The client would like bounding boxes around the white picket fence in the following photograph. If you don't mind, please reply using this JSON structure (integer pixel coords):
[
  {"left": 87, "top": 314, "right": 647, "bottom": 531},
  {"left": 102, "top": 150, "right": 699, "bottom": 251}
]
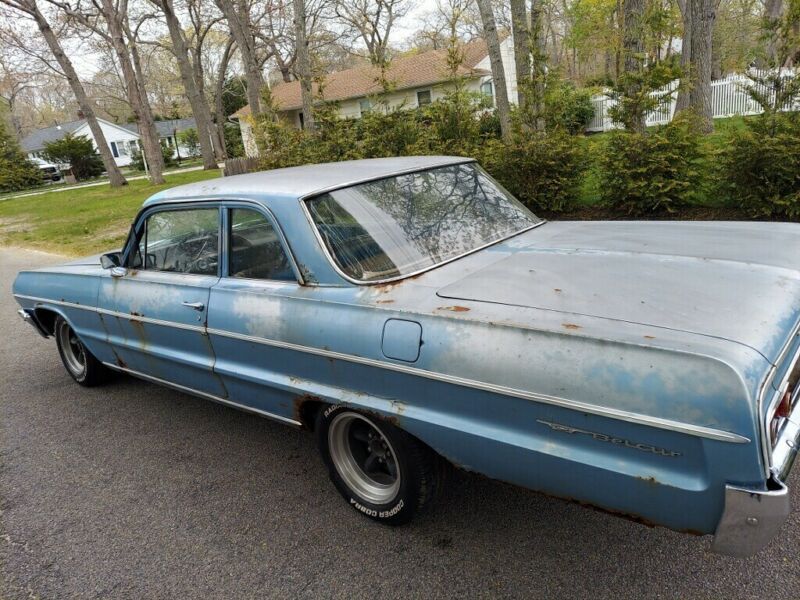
[{"left": 587, "top": 69, "right": 799, "bottom": 132}]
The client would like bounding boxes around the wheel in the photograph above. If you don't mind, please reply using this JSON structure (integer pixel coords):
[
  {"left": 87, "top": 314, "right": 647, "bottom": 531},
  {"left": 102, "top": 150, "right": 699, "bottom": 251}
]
[
  {"left": 316, "top": 405, "right": 447, "bottom": 525},
  {"left": 54, "top": 316, "right": 108, "bottom": 387}
]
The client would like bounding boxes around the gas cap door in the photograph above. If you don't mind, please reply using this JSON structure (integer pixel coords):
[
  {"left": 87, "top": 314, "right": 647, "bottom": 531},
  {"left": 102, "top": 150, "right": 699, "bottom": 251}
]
[{"left": 381, "top": 319, "right": 422, "bottom": 362}]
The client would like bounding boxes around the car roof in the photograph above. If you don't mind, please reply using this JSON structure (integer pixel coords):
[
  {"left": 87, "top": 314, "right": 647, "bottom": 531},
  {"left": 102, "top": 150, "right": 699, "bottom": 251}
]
[{"left": 143, "top": 156, "right": 474, "bottom": 207}]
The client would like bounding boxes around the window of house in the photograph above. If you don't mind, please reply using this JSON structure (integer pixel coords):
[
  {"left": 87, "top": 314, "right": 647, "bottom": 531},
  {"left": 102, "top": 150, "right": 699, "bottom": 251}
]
[
  {"left": 359, "top": 98, "right": 372, "bottom": 115},
  {"left": 117, "top": 141, "right": 129, "bottom": 156},
  {"left": 138, "top": 208, "right": 219, "bottom": 275},
  {"left": 416, "top": 90, "right": 432, "bottom": 106},
  {"left": 480, "top": 81, "right": 494, "bottom": 103},
  {"left": 110, "top": 141, "right": 119, "bottom": 158},
  {"left": 228, "top": 209, "right": 294, "bottom": 280}
]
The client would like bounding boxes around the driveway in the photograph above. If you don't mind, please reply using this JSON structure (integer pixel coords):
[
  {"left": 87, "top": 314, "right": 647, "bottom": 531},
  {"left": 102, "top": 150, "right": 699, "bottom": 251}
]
[{"left": 1, "top": 247, "right": 798, "bottom": 599}]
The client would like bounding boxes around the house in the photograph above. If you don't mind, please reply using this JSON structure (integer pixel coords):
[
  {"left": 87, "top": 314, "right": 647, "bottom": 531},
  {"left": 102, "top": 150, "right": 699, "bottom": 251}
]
[
  {"left": 233, "top": 38, "right": 518, "bottom": 157},
  {"left": 20, "top": 118, "right": 141, "bottom": 167},
  {"left": 121, "top": 117, "right": 199, "bottom": 160},
  {"left": 20, "top": 116, "right": 200, "bottom": 168}
]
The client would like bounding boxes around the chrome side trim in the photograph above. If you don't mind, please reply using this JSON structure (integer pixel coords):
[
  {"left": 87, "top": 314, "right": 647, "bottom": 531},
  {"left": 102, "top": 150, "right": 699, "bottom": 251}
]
[
  {"left": 16, "top": 293, "right": 751, "bottom": 444},
  {"left": 102, "top": 361, "right": 303, "bottom": 427},
  {"left": 205, "top": 326, "right": 750, "bottom": 444},
  {"left": 712, "top": 476, "right": 790, "bottom": 557}
]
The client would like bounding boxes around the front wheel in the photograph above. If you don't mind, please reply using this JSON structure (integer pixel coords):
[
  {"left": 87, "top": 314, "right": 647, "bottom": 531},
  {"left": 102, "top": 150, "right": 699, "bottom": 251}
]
[
  {"left": 316, "top": 405, "right": 447, "bottom": 525},
  {"left": 54, "top": 316, "right": 109, "bottom": 387}
]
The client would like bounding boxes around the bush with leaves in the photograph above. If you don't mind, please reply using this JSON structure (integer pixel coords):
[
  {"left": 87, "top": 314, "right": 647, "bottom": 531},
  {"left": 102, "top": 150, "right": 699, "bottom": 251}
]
[
  {"left": 178, "top": 128, "right": 201, "bottom": 157},
  {"left": 0, "top": 119, "right": 41, "bottom": 192},
  {"left": 480, "top": 130, "right": 587, "bottom": 213},
  {"left": 42, "top": 133, "right": 104, "bottom": 180},
  {"left": 597, "top": 113, "right": 703, "bottom": 215},
  {"left": 130, "top": 144, "right": 176, "bottom": 172},
  {"left": 543, "top": 78, "right": 596, "bottom": 135},
  {"left": 717, "top": 114, "right": 800, "bottom": 218}
]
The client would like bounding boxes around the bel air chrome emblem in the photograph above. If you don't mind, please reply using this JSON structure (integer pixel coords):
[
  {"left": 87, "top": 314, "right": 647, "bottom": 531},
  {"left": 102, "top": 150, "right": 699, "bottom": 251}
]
[{"left": 537, "top": 420, "right": 682, "bottom": 458}]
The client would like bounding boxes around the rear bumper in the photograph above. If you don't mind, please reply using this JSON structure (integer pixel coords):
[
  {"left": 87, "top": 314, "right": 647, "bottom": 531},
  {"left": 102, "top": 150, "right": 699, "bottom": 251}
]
[
  {"left": 712, "top": 414, "right": 799, "bottom": 557},
  {"left": 17, "top": 308, "right": 49, "bottom": 338}
]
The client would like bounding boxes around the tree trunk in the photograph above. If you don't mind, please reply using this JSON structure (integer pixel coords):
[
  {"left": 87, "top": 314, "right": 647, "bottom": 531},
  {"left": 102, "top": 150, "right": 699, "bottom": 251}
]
[
  {"left": 688, "top": 0, "right": 715, "bottom": 132},
  {"left": 156, "top": 0, "right": 219, "bottom": 170},
  {"left": 510, "top": 0, "right": 531, "bottom": 116},
  {"left": 475, "top": 0, "right": 512, "bottom": 141},
  {"left": 293, "top": 0, "right": 315, "bottom": 131},
  {"left": 28, "top": 3, "right": 127, "bottom": 187},
  {"left": 765, "top": 0, "right": 784, "bottom": 64},
  {"left": 675, "top": 0, "right": 692, "bottom": 112},
  {"left": 125, "top": 23, "right": 166, "bottom": 183},
  {"left": 530, "top": 0, "right": 547, "bottom": 130},
  {"left": 215, "top": 0, "right": 264, "bottom": 117},
  {"left": 623, "top": 0, "right": 647, "bottom": 132},
  {"left": 213, "top": 39, "right": 236, "bottom": 159}
]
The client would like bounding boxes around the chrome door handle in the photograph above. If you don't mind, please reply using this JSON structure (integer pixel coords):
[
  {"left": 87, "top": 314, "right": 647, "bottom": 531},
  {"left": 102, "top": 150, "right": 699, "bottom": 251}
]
[{"left": 181, "top": 301, "right": 205, "bottom": 311}]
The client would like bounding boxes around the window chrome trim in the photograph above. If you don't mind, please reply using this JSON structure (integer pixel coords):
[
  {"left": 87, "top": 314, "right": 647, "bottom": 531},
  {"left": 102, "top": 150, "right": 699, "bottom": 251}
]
[
  {"left": 299, "top": 163, "right": 546, "bottom": 286},
  {"left": 102, "top": 361, "right": 302, "bottom": 427},
  {"left": 122, "top": 197, "right": 305, "bottom": 285},
  {"left": 15, "top": 292, "right": 750, "bottom": 444}
]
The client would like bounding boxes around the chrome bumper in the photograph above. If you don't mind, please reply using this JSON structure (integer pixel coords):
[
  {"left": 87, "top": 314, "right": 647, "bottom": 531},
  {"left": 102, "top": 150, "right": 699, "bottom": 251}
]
[
  {"left": 712, "top": 413, "right": 799, "bottom": 557},
  {"left": 17, "top": 308, "right": 49, "bottom": 338}
]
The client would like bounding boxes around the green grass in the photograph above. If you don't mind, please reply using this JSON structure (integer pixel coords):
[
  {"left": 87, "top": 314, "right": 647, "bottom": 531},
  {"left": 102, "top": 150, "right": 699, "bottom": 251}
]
[{"left": 0, "top": 168, "right": 221, "bottom": 256}]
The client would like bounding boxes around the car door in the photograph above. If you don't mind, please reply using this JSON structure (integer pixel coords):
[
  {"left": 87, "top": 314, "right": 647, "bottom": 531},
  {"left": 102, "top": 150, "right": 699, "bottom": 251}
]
[
  {"left": 206, "top": 204, "right": 304, "bottom": 420},
  {"left": 98, "top": 204, "right": 227, "bottom": 397}
]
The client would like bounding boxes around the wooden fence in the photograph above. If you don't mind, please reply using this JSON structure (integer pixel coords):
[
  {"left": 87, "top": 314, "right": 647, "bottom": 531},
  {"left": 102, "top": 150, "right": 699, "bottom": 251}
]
[
  {"left": 223, "top": 156, "right": 260, "bottom": 177},
  {"left": 587, "top": 69, "right": 799, "bottom": 132}
]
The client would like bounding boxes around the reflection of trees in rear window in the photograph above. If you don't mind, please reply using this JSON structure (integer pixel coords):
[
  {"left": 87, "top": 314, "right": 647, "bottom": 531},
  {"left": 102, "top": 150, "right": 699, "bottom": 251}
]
[{"left": 307, "top": 163, "right": 540, "bottom": 282}]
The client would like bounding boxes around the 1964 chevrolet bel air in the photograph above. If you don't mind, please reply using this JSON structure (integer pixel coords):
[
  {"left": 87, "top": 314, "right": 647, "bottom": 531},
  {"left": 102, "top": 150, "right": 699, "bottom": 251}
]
[{"left": 12, "top": 156, "right": 800, "bottom": 556}]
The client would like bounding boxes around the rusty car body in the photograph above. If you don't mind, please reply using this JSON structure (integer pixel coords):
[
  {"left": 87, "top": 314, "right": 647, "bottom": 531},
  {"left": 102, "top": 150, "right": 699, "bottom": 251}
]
[{"left": 13, "top": 156, "right": 800, "bottom": 556}]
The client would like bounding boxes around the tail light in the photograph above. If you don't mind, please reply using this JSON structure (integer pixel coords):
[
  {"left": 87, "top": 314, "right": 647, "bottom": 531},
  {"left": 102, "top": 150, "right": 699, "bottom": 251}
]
[{"left": 770, "top": 385, "right": 795, "bottom": 447}]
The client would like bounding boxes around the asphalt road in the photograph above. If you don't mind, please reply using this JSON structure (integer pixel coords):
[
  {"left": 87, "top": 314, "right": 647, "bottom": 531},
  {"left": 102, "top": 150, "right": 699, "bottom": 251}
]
[{"left": 1, "top": 247, "right": 798, "bottom": 599}]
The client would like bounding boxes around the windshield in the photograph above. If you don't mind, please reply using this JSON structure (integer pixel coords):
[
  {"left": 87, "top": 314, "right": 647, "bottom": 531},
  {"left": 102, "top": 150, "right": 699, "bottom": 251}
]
[{"left": 306, "top": 162, "right": 541, "bottom": 283}]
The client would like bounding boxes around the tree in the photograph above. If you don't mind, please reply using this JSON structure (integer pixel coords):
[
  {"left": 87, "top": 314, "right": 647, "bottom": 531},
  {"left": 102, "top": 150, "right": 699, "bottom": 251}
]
[
  {"left": 150, "top": 0, "right": 221, "bottom": 169},
  {"left": 178, "top": 127, "right": 201, "bottom": 156},
  {"left": 293, "top": 0, "right": 315, "bottom": 130},
  {"left": 510, "top": 0, "right": 531, "bottom": 115},
  {"left": 0, "top": 0, "right": 127, "bottom": 187},
  {"left": 0, "top": 114, "right": 40, "bottom": 191},
  {"left": 622, "top": 0, "right": 647, "bottom": 132},
  {"left": 214, "top": 0, "right": 265, "bottom": 116},
  {"left": 475, "top": 0, "right": 512, "bottom": 141},
  {"left": 675, "top": 0, "right": 717, "bottom": 131},
  {"left": 43, "top": 132, "right": 104, "bottom": 180},
  {"left": 334, "top": 0, "right": 408, "bottom": 67}
]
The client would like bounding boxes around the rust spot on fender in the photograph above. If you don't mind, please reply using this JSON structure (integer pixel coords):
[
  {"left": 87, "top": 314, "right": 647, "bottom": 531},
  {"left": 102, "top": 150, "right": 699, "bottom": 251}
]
[
  {"left": 643, "top": 335, "right": 656, "bottom": 340},
  {"left": 439, "top": 305, "right": 470, "bottom": 312},
  {"left": 376, "top": 299, "right": 395, "bottom": 304},
  {"left": 562, "top": 323, "right": 582, "bottom": 330},
  {"left": 130, "top": 311, "right": 143, "bottom": 318},
  {"left": 553, "top": 288, "right": 562, "bottom": 293}
]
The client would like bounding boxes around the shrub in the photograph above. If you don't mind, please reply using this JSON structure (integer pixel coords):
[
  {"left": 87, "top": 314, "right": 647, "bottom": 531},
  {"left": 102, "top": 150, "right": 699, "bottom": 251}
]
[
  {"left": 43, "top": 132, "right": 103, "bottom": 180},
  {"left": 177, "top": 127, "right": 200, "bottom": 157},
  {"left": 223, "top": 123, "right": 245, "bottom": 158},
  {"left": 130, "top": 144, "right": 176, "bottom": 172},
  {"left": 717, "top": 114, "right": 800, "bottom": 217},
  {"left": 0, "top": 120, "right": 41, "bottom": 192},
  {"left": 480, "top": 130, "right": 587, "bottom": 213},
  {"left": 597, "top": 114, "right": 703, "bottom": 215},
  {"left": 543, "top": 80, "right": 596, "bottom": 135}
]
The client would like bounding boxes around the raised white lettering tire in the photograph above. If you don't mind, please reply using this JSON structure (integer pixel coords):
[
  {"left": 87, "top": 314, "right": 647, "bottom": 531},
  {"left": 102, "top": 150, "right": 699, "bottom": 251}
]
[{"left": 316, "top": 405, "right": 447, "bottom": 525}]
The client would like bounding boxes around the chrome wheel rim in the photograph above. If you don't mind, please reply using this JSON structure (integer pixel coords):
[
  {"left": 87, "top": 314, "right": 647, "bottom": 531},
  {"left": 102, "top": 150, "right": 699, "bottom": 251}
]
[
  {"left": 57, "top": 320, "right": 86, "bottom": 377},
  {"left": 328, "top": 412, "right": 401, "bottom": 504}
]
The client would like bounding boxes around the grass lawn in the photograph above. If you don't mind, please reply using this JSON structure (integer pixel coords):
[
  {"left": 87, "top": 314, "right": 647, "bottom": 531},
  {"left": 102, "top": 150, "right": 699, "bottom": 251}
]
[{"left": 0, "top": 168, "right": 221, "bottom": 257}]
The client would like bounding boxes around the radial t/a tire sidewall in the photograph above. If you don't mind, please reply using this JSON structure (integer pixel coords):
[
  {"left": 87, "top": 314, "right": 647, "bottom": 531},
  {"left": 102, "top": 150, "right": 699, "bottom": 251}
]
[{"left": 316, "top": 405, "right": 422, "bottom": 526}]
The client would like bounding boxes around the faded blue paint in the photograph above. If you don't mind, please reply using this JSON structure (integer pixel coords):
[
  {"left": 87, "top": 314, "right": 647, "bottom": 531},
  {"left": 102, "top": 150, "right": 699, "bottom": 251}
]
[{"left": 12, "top": 157, "right": 800, "bottom": 538}]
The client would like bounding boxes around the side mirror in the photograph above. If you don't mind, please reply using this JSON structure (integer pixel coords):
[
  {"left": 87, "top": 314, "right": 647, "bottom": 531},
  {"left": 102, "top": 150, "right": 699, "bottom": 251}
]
[{"left": 100, "top": 252, "right": 122, "bottom": 269}]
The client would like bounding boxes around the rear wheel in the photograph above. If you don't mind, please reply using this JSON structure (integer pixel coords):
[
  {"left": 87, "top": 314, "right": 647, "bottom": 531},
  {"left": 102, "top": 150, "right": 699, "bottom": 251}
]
[
  {"left": 316, "top": 405, "right": 447, "bottom": 525},
  {"left": 54, "top": 316, "right": 108, "bottom": 387}
]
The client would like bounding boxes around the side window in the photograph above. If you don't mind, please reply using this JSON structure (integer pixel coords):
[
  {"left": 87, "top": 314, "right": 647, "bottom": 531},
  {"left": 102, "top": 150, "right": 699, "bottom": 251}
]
[
  {"left": 229, "top": 208, "right": 295, "bottom": 281},
  {"left": 140, "top": 208, "right": 219, "bottom": 275}
]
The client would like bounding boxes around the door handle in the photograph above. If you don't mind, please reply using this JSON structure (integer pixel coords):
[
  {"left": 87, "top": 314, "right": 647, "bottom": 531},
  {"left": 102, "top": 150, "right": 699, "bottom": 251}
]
[{"left": 181, "top": 301, "right": 205, "bottom": 311}]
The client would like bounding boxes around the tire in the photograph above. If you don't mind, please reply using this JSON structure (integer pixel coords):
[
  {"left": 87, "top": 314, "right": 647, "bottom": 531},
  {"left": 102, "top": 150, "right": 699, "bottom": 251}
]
[
  {"left": 54, "top": 316, "right": 108, "bottom": 387},
  {"left": 316, "top": 404, "right": 447, "bottom": 525}
]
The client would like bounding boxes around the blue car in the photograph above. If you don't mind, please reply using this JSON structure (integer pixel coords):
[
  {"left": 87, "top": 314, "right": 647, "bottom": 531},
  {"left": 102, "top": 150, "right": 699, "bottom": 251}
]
[{"left": 13, "top": 156, "right": 800, "bottom": 556}]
